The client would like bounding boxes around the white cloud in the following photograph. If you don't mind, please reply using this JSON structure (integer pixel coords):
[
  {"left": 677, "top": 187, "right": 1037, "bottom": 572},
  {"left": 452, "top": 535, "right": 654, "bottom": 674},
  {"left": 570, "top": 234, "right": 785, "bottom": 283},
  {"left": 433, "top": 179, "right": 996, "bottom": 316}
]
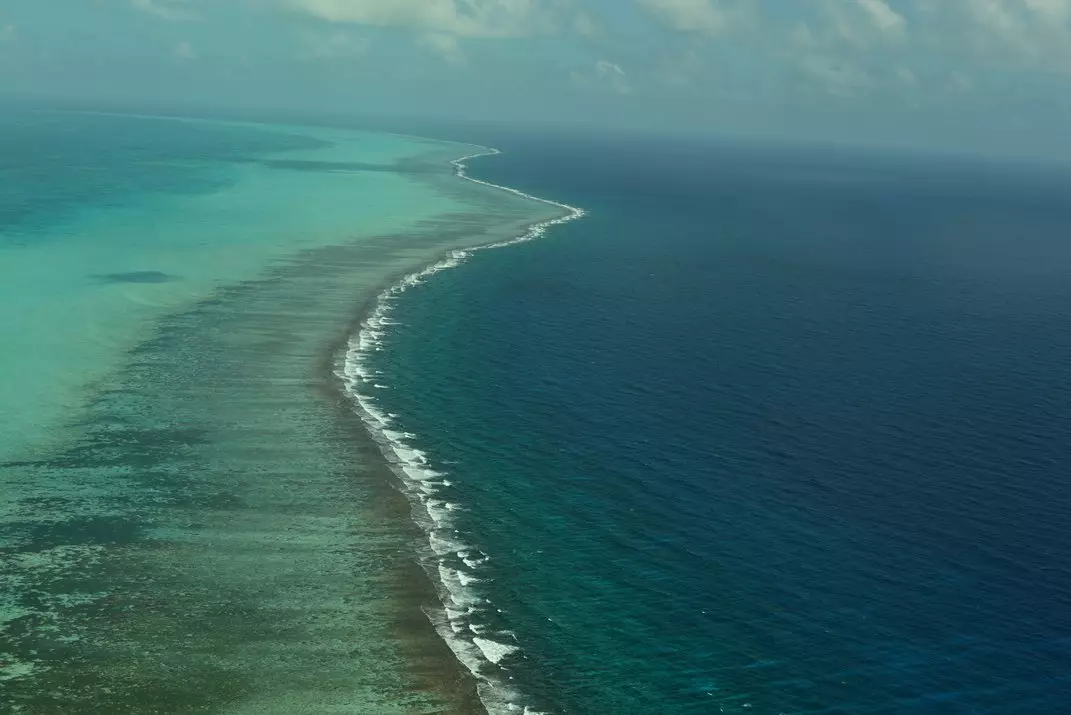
[
  {"left": 655, "top": 48, "right": 705, "bottom": 86},
  {"left": 287, "top": 0, "right": 551, "bottom": 38},
  {"left": 798, "top": 54, "right": 874, "bottom": 95},
  {"left": 790, "top": 21, "right": 819, "bottom": 47},
  {"left": 131, "top": 0, "right": 198, "bottom": 21},
  {"left": 174, "top": 40, "right": 197, "bottom": 59},
  {"left": 299, "top": 30, "right": 369, "bottom": 59},
  {"left": 774, "top": 0, "right": 1071, "bottom": 99},
  {"left": 571, "top": 59, "right": 632, "bottom": 94},
  {"left": 855, "top": 0, "right": 907, "bottom": 34},
  {"left": 635, "top": 0, "right": 727, "bottom": 35},
  {"left": 1022, "top": 0, "right": 1071, "bottom": 23},
  {"left": 896, "top": 66, "right": 919, "bottom": 85},
  {"left": 945, "top": 0, "right": 1071, "bottom": 71},
  {"left": 949, "top": 69, "right": 974, "bottom": 91},
  {"left": 783, "top": 1, "right": 906, "bottom": 95},
  {"left": 597, "top": 59, "right": 632, "bottom": 93},
  {"left": 962, "top": 0, "right": 1027, "bottom": 49},
  {"left": 817, "top": 0, "right": 907, "bottom": 46},
  {"left": 572, "top": 11, "right": 600, "bottom": 37},
  {"left": 419, "top": 32, "right": 466, "bottom": 64}
]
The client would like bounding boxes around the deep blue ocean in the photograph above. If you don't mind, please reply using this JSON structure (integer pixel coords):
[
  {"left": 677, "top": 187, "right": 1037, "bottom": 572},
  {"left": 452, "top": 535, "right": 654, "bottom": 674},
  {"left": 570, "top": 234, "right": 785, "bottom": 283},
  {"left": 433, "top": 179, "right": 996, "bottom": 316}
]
[{"left": 363, "top": 133, "right": 1071, "bottom": 714}]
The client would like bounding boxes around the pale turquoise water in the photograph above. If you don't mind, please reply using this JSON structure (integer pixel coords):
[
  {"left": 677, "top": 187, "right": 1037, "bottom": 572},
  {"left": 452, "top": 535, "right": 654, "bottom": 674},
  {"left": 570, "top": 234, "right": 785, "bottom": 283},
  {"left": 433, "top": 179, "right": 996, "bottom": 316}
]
[
  {"left": 0, "top": 113, "right": 463, "bottom": 462},
  {"left": 0, "top": 110, "right": 559, "bottom": 713}
]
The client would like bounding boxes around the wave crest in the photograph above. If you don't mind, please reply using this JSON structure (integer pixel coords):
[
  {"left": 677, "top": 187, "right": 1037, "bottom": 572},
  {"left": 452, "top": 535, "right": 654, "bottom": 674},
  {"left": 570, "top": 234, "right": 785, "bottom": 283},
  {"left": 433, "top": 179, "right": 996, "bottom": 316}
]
[{"left": 338, "top": 146, "right": 583, "bottom": 714}]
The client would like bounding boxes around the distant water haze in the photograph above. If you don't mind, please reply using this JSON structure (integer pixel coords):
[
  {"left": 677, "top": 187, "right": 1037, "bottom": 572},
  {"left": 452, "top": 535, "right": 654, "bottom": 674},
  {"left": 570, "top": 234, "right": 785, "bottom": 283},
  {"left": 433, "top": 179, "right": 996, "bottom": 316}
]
[{"left": 5, "top": 0, "right": 1071, "bottom": 163}]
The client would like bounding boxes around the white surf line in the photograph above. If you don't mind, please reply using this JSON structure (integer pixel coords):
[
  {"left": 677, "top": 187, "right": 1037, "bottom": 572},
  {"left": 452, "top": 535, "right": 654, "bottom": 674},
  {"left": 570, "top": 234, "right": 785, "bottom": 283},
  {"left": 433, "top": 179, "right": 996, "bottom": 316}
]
[
  {"left": 451, "top": 148, "right": 587, "bottom": 246},
  {"left": 340, "top": 147, "right": 584, "bottom": 715}
]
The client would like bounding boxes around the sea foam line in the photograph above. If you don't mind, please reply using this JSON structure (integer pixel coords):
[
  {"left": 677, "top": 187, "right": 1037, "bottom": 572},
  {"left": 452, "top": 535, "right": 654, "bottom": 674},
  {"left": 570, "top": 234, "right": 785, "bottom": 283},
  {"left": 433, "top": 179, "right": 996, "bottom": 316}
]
[{"left": 339, "top": 147, "right": 582, "bottom": 715}]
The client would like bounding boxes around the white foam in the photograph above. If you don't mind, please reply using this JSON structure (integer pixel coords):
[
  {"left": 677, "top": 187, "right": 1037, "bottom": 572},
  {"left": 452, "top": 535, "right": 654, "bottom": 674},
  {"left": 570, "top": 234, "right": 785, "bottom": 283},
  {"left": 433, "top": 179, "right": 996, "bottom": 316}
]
[
  {"left": 457, "top": 570, "right": 482, "bottom": 587},
  {"left": 425, "top": 501, "right": 454, "bottom": 528},
  {"left": 337, "top": 144, "right": 584, "bottom": 715},
  {"left": 462, "top": 553, "right": 490, "bottom": 569},
  {"left": 473, "top": 637, "right": 520, "bottom": 665},
  {"left": 391, "top": 445, "right": 426, "bottom": 464},
  {"left": 356, "top": 398, "right": 392, "bottom": 427},
  {"left": 437, "top": 565, "right": 481, "bottom": 608},
  {"left": 402, "top": 465, "right": 441, "bottom": 482},
  {"left": 429, "top": 533, "right": 466, "bottom": 556}
]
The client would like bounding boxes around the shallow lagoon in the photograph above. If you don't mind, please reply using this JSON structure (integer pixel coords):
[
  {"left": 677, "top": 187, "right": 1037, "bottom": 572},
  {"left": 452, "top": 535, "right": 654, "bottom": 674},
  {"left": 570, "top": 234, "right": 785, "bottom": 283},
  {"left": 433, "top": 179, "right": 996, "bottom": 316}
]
[
  {"left": 0, "top": 114, "right": 463, "bottom": 460},
  {"left": 0, "top": 111, "right": 559, "bottom": 713}
]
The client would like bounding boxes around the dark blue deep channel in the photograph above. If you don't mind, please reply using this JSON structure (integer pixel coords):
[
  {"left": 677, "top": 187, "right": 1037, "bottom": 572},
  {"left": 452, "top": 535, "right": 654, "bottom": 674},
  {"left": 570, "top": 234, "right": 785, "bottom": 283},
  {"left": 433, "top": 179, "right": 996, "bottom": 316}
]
[{"left": 363, "top": 131, "right": 1071, "bottom": 714}]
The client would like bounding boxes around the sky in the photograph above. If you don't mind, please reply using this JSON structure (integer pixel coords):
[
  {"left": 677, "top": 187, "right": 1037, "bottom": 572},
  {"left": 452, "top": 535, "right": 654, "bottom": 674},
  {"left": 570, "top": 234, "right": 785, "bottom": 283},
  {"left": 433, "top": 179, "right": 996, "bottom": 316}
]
[{"left": 2, "top": 0, "right": 1071, "bottom": 158}]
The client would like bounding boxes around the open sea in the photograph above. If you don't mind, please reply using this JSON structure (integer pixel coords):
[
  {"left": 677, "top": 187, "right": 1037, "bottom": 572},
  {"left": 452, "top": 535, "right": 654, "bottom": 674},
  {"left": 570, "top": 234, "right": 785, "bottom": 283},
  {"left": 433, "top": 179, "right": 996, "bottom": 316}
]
[{"left": 356, "top": 133, "right": 1071, "bottom": 714}]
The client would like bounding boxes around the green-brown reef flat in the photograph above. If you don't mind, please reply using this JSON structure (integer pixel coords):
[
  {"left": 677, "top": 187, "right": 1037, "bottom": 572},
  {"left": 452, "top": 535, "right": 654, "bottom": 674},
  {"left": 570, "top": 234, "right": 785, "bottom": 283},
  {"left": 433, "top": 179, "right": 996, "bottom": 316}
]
[{"left": 0, "top": 114, "right": 561, "bottom": 714}]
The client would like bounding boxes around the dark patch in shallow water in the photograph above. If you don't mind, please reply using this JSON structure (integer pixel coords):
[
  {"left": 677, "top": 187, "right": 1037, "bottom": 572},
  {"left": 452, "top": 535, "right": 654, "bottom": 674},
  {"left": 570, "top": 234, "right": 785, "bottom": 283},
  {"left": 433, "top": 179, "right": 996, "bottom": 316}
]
[
  {"left": 92, "top": 271, "right": 177, "bottom": 284},
  {"left": 260, "top": 159, "right": 442, "bottom": 174}
]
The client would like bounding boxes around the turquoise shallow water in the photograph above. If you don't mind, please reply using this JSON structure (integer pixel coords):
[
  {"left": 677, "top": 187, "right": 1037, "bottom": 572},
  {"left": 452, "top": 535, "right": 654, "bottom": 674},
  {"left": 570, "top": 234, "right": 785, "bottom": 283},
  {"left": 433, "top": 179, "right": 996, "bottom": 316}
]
[
  {"left": 0, "top": 111, "right": 559, "bottom": 712},
  {"left": 0, "top": 111, "right": 465, "bottom": 461}
]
